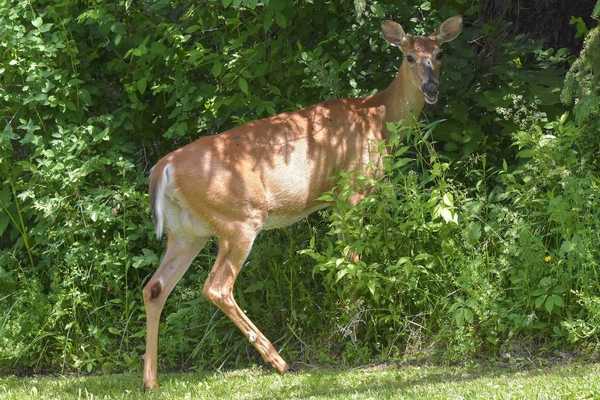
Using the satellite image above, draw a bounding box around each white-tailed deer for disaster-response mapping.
[143,16,462,389]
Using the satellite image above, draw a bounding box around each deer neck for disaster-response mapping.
[371,61,425,126]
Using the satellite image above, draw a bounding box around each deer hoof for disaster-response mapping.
[271,357,289,375]
[143,380,160,391]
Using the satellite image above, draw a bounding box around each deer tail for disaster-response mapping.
[148,161,172,240]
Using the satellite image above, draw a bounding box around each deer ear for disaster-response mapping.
[382,20,408,48]
[435,15,463,43]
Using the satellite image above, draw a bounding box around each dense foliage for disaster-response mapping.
[1,0,598,374]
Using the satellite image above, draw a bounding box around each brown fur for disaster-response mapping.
[155,97,388,234]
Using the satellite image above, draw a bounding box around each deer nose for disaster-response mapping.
[421,81,438,96]
[421,81,439,104]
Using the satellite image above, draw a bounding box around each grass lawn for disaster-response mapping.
[1,361,599,399]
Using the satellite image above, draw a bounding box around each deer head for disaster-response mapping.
[382,16,463,104]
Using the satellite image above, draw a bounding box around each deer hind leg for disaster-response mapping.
[143,234,208,390]
[202,226,289,374]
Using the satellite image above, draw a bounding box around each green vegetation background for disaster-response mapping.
[1,0,599,375]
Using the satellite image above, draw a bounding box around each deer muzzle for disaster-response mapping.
[421,81,439,104]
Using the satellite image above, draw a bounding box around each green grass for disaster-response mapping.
[1,362,599,399]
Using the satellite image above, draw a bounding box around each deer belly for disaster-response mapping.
[263,205,327,230]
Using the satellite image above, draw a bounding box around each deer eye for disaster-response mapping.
[436,52,443,60]
[406,54,416,63]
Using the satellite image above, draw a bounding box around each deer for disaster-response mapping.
[142,16,462,389]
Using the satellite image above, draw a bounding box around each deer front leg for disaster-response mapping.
[202,230,289,374]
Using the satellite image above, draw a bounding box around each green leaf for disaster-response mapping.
[39,23,53,33]
[569,16,589,39]
[136,78,147,94]
[545,294,564,313]
[442,193,454,207]
[0,187,11,208]
[108,327,120,335]
[132,329,146,338]
[0,213,9,236]
[368,280,376,297]
[454,307,473,326]
[454,310,463,326]
[275,12,287,28]
[131,42,148,57]
[185,25,202,34]
[463,308,474,324]
[517,149,534,159]
[238,77,249,95]
[440,207,454,223]
[393,158,413,169]
[465,222,481,243]
[245,281,265,293]
[211,62,223,77]
[132,249,159,269]
[318,193,334,202]
[535,295,547,309]
[539,277,553,288]
[419,1,431,11]
[32,17,43,28]
[336,269,349,282]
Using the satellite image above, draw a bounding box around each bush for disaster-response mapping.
[1,0,599,374]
